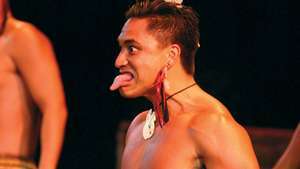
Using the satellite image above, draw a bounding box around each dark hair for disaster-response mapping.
[126,0,200,74]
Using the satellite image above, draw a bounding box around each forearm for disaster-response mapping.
[39,106,68,169]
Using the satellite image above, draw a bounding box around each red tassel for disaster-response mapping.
[153,69,169,127]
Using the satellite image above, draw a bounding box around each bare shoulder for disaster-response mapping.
[9,19,51,47]
[188,101,249,148]
[7,19,55,61]
[127,110,148,134]
[123,110,148,144]
[187,98,259,168]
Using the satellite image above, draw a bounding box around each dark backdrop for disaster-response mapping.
[10,0,298,168]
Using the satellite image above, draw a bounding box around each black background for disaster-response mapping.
[9,0,298,168]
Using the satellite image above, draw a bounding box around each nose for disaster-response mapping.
[114,49,128,68]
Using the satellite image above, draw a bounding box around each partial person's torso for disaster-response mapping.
[0,18,40,159]
[122,110,206,169]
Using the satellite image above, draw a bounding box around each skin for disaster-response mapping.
[0,1,68,168]
[273,123,300,169]
[115,18,260,169]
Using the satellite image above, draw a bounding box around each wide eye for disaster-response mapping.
[128,45,138,54]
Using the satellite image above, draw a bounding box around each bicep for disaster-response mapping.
[206,127,258,169]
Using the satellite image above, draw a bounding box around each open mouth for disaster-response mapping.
[110,71,135,91]
[120,72,134,83]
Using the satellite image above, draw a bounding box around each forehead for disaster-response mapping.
[118,18,160,46]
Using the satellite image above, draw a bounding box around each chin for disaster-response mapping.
[119,86,145,99]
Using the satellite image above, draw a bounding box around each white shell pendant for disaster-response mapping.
[143,109,156,140]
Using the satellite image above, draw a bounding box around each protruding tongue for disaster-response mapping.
[110,73,133,91]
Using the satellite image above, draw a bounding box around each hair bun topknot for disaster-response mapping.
[164,0,183,5]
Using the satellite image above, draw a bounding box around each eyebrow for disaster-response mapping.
[118,38,141,47]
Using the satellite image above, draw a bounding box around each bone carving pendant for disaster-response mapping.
[143,109,156,140]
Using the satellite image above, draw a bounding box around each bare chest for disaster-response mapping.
[0,42,20,96]
[0,37,15,75]
[0,39,32,116]
[122,122,203,169]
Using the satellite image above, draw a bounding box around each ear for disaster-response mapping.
[166,44,181,69]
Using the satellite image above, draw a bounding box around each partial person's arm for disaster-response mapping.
[11,23,68,169]
[191,111,260,169]
[273,123,300,169]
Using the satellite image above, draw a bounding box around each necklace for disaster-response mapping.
[166,83,197,100]
[143,109,156,140]
[143,83,197,140]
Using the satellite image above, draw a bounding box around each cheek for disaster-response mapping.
[140,54,164,70]
[130,53,165,83]
[138,62,163,85]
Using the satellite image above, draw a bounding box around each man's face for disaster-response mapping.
[0,0,7,33]
[114,18,169,98]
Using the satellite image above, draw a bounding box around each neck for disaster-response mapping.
[145,67,198,124]
[146,72,196,103]
[166,79,198,115]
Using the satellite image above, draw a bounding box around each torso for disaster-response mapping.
[0,18,40,159]
[122,110,206,169]
[121,87,240,169]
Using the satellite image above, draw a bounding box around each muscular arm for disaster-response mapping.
[10,23,67,169]
[190,111,260,169]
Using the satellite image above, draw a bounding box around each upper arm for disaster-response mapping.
[190,112,259,169]
[10,23,65,110]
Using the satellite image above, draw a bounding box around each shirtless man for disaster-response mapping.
[110,0,260,168]
[0,1,68,169]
